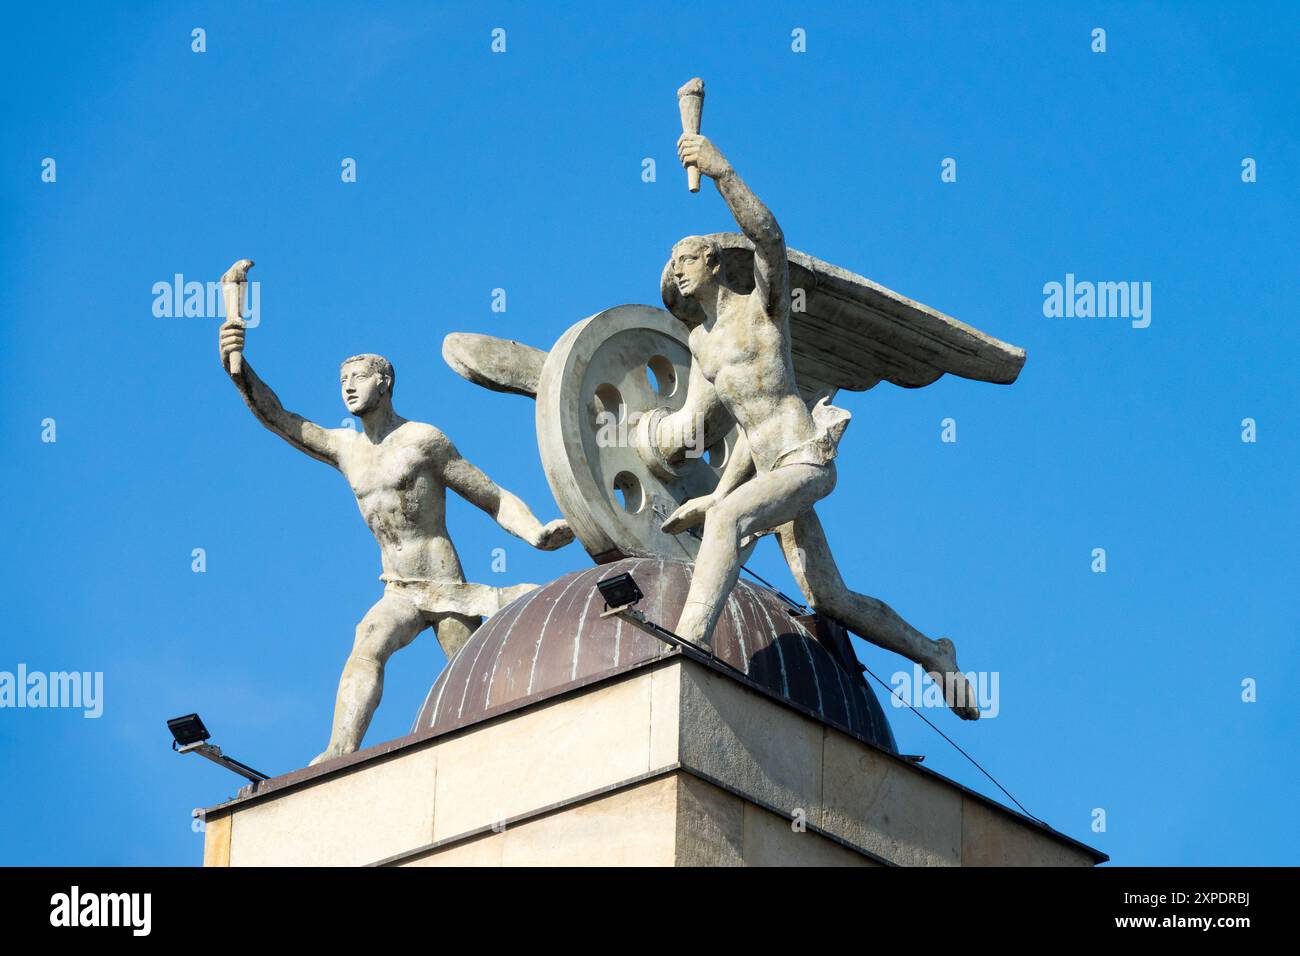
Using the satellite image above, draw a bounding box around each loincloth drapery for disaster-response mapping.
[380,576,539,618]
[767,396,851,471]
[735,397,849,548]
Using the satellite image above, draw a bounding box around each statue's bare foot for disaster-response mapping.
[309,746,347,767]
[923,637,981,721]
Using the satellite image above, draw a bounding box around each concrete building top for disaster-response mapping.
[204,650,1107,866]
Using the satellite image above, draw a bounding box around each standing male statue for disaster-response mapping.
[655,133,980,719]
[218,314,573,763]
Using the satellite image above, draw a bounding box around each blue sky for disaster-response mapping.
[2,2,1295,865]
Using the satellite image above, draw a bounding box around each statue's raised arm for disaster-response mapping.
[676,133,788,315]
[218,316,342,468]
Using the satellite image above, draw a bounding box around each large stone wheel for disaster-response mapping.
[535,305,737,563]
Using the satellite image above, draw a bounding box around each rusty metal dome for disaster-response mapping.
[413,557,897,752]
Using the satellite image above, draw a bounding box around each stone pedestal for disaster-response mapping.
[202,653,1104,867]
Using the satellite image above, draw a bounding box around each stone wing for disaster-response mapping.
[702,233,1026,400]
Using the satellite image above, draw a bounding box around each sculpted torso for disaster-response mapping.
[688,291,818,473]
[216,342,571,591]
[336,422,465,583]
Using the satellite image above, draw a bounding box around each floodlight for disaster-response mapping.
[167,713,210,748]
[167,712,269,785]
[596,572,643,611]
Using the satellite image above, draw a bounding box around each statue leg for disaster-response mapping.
[311,591,428,765]
[776,509,980,720]
[434,612,481,659]
[676,463,834,645]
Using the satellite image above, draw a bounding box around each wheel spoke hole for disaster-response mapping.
[613,471,645,514]
[593,383,625,429]
[645,355,678,400]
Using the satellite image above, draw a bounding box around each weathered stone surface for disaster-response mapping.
[442,332,547,397]
[410,779,683,867]
[820,729,963,866]
[202,812,231,868]
[228,745,438,867]
[430,671,661,841]
[405,831,503,867]
[677,664,824,819]
[960,797,1098,867]
[499,777,678,867]
[674,773,744,866]
[741,803,876,867]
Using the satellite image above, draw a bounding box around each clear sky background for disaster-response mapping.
[2,2,1296,866]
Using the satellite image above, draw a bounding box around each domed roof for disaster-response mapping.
[413,557,896,752]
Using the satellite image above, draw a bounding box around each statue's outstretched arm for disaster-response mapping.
[219,319,341,467]
[677,133,789,313]
[438,439,573,551]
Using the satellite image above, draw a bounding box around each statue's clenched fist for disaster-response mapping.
[677,133,730,180]
[219,319,246,371]
[532,519,575,551]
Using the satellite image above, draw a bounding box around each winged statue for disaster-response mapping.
[441,113,1025,721]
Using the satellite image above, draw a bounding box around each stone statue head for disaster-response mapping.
[340,354,395,415]
[662,235,727,327]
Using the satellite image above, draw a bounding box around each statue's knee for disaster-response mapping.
[809,581,850,619]
[349,627,390,668]
[703,506,743,548]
